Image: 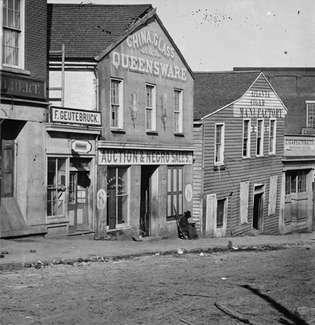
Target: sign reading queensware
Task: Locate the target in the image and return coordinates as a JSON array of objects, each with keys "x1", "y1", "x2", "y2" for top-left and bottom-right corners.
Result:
[
  {"x1": 99, "y1": 149, "x2": 193, "y2": 165},
  {"x1": 51, "y1": 107, "x2": 101, "y2": 126},
  {"x1": 112, "y1": 23, "x2": 188, "y2": 81}
]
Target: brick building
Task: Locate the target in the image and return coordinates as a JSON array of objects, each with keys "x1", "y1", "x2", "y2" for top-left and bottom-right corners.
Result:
[
  {"x1": 0, "y1": 0, "x2": 48, "y2": 237},
  {"x1": 47, "y1": 4, "x2": 194, "y2": 237},
  {"x1": 193, "y1": 71, "x2": 287, "y2": 237}
]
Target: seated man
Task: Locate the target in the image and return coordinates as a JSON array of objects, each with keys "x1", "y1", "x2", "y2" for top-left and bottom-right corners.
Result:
[{"x1": 178, "y1": 210, "x2": 198, "y2": 239}]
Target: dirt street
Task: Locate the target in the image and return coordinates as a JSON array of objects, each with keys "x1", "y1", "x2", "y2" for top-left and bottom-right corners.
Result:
[{"x1": 0, "y1": 246, "x2": 314, "y2": 325}]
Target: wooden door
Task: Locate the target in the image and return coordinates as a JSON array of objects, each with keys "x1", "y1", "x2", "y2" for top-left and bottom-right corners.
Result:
[{"x1": 68, "y1": 171, "x2": 90, "y2": 231}]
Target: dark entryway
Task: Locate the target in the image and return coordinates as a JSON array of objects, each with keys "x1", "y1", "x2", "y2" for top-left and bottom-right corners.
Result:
[
  {"x1": 140, "y1": 166, "x2": 156, "y2": 236},
  {"x1": 253, "y1": 185, "x2": 264, "y2": 230}
]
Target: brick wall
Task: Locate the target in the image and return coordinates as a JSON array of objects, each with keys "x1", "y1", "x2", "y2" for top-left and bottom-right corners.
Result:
[{"x1": 25, "y1": 0, "x2": 47, "y2": 81}]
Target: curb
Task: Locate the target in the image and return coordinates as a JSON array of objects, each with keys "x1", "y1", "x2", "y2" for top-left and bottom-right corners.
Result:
[{"x1": 0, "y1": 241, "x2": 308, "y2": 272}]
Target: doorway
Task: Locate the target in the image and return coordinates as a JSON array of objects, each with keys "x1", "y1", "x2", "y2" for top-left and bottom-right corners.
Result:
[
  {"x1": 68, "y1": 158, "x2": 91, "y2": 232},
  {"x1": 140, "y1": 166, "x2": 156, "y2": 236},
  {"x1": 253, "y1": 185, "x2": 264, "y2": 230}
]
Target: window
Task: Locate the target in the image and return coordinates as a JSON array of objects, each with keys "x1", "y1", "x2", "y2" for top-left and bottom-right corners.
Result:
[
  {"x1": 174, "y1": 89, "x2": 183, "y2": 133},
  {"x1": 47, "y1": 157, "x2": 66, "y2": 217},
  {"x1": 1, "y1": 140, "x2": 15, "y2": 197},
  {"x1": 110, "y1": 79, "x2": 123, "y2": 128},
  {"x1": 306, "y1": 101, "x2": 315, "y2": 128},
  {"x1": 256, "y1": 119, "x2": 264, "y2": 156},
  {"x1": 107, "y1": 167, "x2": 128, "y2": 228},
  {"x1": 2, "y1": 0, "x2": 24, "y2": 68},
  {"x1": 285, "y1": 170, "x2": 308, "y2": 194},
  {"x1": 216, "y1": 199, "x2": 226, "y2": 228},
  {"x1": 167, "y1": 166, "x2": 183, "y2": 220},
  {"x1": 269, "y1": 119, "x2": 276, "y2": 154},
  {"x1": 214, "y1": 123, "x2": 224, "y2": 165},
  {"x1": 145, "y1": 84, "x2": 156, "y2": 131},
  {"x1": 242, "y1": 119, "x2": 250, "y2": 158}
]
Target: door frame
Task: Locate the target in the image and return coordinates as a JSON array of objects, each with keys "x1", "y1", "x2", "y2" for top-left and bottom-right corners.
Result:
[
  {"x1": 253, "y1": 184, "x2": 264, "y2": 231},
  {"x1": 140, "y1": 165, "x2": 156, "y2": 236}
]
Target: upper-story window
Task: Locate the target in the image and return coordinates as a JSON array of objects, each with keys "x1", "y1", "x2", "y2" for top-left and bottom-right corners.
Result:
[
  {"x1": 242, "y1": 119, "x2": 251, "y2": 158},
  {"x1": 110, "y1": 79, "x2": 123, "y2": 129},
  {"x1": 256, "y1": 119, "x2": 264, "y2": 156},
  {"x1": 145, "y1": 84, "x2": 156, "y2": 131},
  {"x1": 214, "y1": 123, "x2": 224, "y2": 165},
  {"x1": 2, "y1": 0, "x2": 24, "y2": 68},
  {"x1": 306, "y1": 101, "x2": 315, "y2": 128},
  {"x1": 174, "y1": 89, "x2": 183, "y2": 133},
  {"x1": 269, "y1": 119, "x2": 276, "y2": 154}
]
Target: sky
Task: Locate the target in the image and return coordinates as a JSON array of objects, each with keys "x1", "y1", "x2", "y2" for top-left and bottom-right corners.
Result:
[{"x1": 47, "y1": 0, "x2": 315, "y2": 71}]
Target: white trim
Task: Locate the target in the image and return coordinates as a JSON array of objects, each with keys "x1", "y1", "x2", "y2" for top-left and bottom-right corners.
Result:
[
  {"x1": 214, "y1": 123, "x2": 225, "y2": 166},
  {"x1": 174, "y1": 88, "x2": 183, "y2": 133},
  {"x1": 145, "y1": 83, "x2": 156, "y2": 131},
  {"x1": 305, "y1": 101, "x2": 315, "y2": 128},
  {"x1": 242, "y1": 119, "x2": 251, "y2": 158},
  {"x1": 256, "y1": 119, "x2": 264, "y2": 157},
  {"x1": 2, "y1": 0, "x2": 25, "y2": 69},
  {"x1": 268, "y1": 118, "x2": 277, "y2": 155},
  {"x1": 110, "y1": 78, "x2": 124, "y2": 129}
]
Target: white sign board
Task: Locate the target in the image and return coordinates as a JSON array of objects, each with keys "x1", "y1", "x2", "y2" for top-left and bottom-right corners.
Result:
[
  {"x1": 51, "y1": 107, "x2": 101, "y2": 126},
  {"x1": 98, "y1": 149, "x2": 193, "y2": 165}
]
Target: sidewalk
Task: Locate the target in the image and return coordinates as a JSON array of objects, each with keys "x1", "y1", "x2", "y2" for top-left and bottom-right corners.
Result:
[{"x1": 0, "y1": 232, "x2": 314, "y2": 271}]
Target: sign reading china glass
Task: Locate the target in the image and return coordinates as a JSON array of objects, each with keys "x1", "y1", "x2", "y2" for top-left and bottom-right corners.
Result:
[
  {"x1": 98, "y1": 149, "x2": 193, "y2": 165},
  {"x1": 51, "y1": 107, "x2": 101, "y2": 126},
  {"x1": 112, "y1": 29, "x2": 187, "y2": 81}
]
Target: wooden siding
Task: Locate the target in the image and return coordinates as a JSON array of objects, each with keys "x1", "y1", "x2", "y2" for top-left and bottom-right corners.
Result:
[
  {"x1": 192, "y1": 124, "x2": 203, "y2": 232},
  {"x1": 200, "y1": 74, "x2": 286, "y2": 236}
]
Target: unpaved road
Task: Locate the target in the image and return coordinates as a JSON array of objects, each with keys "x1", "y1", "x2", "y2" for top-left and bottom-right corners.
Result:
[{"x1": 0, "y1": 246, "x2": 314, "y2": 325}]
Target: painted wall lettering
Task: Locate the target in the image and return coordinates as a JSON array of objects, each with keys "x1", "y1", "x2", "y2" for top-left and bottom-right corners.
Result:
[{"x1": 98, "y1": 149, "x2": 193, "y2": 165}]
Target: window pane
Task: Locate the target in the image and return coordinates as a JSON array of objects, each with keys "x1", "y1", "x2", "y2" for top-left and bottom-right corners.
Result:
[
  {"x1": 307, "y1": 103, "x2": 315, "y2": 128},
  {"x1": 47, "y1": 158, "x2": 56, "y2": 186},
  {"x1": 167, "y1": 195, "x2": 172, "y2": 216},
  {"x1": 298, "y1": 172, "x2": 307, "y2": 193},
  {"x1": 178, "y1": 168, "x2": 183, "y2": 190},
  {"x1": 167, "y1": 168, "x2": 172, "y2": 192},
  {"x1": 178, "y1": 193, "x2": 183, "y2": 214},
  {"x1": 173, "y1": 170, "x2": 177, "y2": 191},
  {"x1": 291, "y1": 174, "x2": 296, "y2": 193},
  {"x1": 285, "y1": 173, "x2": 291, "y2": 195}
]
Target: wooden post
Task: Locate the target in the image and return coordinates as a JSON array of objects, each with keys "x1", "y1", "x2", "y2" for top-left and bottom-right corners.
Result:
[{"x1": 95, "y1": 164, "x2": 107, "y2": 239}]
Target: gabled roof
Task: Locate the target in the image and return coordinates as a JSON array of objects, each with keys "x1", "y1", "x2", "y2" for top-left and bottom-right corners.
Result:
[
  {"x1": 47, "y1": 4, "x2": 152, "y2": 60},
  {"x1": 193, "y1": 71, "x2": 261, "y2": 121}
]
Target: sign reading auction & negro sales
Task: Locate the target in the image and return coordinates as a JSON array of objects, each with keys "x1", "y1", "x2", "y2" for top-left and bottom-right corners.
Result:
[{"x1": 99, "y1": 149, "x2": 193, "y2": 165}]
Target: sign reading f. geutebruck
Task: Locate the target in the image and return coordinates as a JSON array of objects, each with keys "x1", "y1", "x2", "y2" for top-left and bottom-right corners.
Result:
[{"x1": 51, "y1": 107, "x2": 102, "y2": 126}]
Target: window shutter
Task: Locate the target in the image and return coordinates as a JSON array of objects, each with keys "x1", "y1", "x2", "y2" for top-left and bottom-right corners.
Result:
[
  {"x1": 205, "y1": 193, "x2": 216, "y2": 233},
  {"x1": 240, "y1": 181, "x2": 249, "y2": 223},
  {"x1": 268, "y1": 175, "x2": 278, "y2": 215}
]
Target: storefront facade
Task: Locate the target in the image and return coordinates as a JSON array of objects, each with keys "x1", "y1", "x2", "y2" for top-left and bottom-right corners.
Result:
[
  {"x1": 45, "y1": 108, "x2": 101, "y2": 235},
  {"x1": 0, "y1": 0, "x2": 48, "y2": 238},
  {"x1": 193, "y1": 72, "x2": 287, "y2": 237},
  {"x1": 280, "y1": 136, "x2": 314, "y2": 233},
  {"x1": 96, "y1": 11, "x2": 194, "y2": 238}
]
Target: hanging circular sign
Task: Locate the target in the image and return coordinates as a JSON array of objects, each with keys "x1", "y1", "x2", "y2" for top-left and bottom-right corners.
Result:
[
  {"x1": 97, "y1": 189, "x2": 106, "y2": 210},
  {"x1": 185, "y1": 184, "x2": 192, "y2": 202}
]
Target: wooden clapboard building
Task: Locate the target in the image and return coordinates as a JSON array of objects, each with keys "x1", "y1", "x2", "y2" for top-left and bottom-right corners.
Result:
[
  {"x1": 48, "y1": 4, "x2": 194, "y2": 238},
  {"x1": 0, "y1": 0, "x2": 48, "y2": 238},
  {"x1": 234, "y1": 67, "x2": 315, "y2": 233},
  {"x1": 193, "y1": 71, "x2": 287, "y2": 237}
]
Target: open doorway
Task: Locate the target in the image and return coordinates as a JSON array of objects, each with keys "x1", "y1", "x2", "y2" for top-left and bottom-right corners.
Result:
[
  {"x1": 140, "y1": 166, "x2": 157, "y2": 237},
  {"x1": 253, "y1": 185, "x2": 264, "y2": 230}
]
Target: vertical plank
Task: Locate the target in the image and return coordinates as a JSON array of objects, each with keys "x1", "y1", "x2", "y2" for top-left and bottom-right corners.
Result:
[
  {"x1": 205, "y1": 193, "x2": 216, "y2": 234},
  {"x1": 268, "y1": 175, "x2": 278, "y2": 215},
  {"x1": 95, "y1": 164, "x2": 107, "y2": 239},
  {"x1": 240, "y1": 181, "x2": 249, "y2": 224}
]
